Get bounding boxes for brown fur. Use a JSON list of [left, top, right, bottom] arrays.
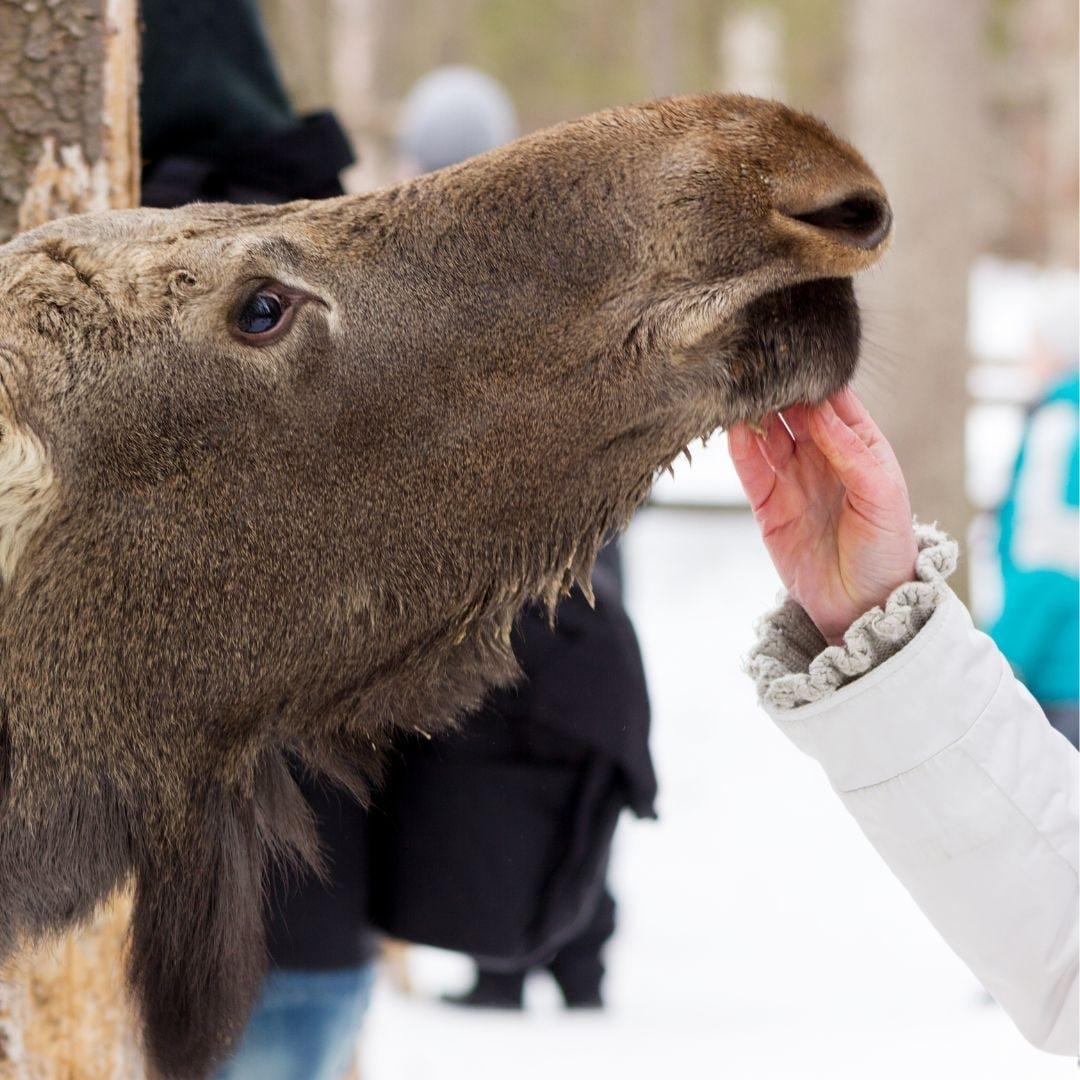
[[0, 95, 889, 1077]]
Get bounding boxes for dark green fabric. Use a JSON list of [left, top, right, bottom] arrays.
[[140, 0, 296, 162]]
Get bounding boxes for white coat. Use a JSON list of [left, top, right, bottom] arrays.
[[764, 588, 1078, 1055]]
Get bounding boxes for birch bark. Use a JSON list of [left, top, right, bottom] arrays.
[[0, 1, 142, 1075]]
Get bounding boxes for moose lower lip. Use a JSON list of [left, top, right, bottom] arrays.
[[739, 278, 861, 410]]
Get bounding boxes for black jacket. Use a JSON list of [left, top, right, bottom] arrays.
[[365, 548, 655, 967], [140, 0, 353, 207], [268, 551, 655, 970]]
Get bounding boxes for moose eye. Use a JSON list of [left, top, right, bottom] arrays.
[[232, 284, 299, 344], [239, 293, 282, 335]]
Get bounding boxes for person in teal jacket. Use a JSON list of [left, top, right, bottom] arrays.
[[991, 310, 1079, 747]]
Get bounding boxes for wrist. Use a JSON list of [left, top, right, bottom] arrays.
[[747, 521, 959, 710], [805, 543, 920, 646], [816, 581, 914, 647], [798, 588, 902, 649]]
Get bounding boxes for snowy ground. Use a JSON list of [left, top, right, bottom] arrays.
[[361, 509, 1071, 1080]]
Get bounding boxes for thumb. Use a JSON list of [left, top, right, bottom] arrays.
[[728, 423, 776, 511]]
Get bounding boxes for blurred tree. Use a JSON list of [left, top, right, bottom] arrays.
[[639, 0, 684, 98], [774, 0, 847, 122], [986, 0, 1079, 265], [1038, 0, 1079, 268], [0, 1, 144, 1074], [848, 0, 989, 596], [718, 4, 785, 99], [258, 0, 335, 113]]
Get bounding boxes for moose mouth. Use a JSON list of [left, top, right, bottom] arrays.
[[729, 276, 862, 419]]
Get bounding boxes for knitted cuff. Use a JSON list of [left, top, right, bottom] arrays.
[[745, 522, 959, 710]]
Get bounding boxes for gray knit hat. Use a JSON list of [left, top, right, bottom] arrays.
[[397, 65, 519, 173]]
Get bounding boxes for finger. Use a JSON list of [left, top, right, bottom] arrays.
[[755, 412, 795, 471], [828, 387, 880, 445], [828, 387, 907, 483], [808, 400, 897, 508], [728, 424, 776, 511], [828, 386, 873, 430], [779, 403, 828, 474]]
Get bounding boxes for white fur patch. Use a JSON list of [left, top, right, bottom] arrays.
[[0, 422, 56, 585]]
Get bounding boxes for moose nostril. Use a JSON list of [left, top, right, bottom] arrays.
[[788, 190, 892, 251]]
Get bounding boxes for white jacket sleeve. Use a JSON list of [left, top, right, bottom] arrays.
[[746, 528, 1079, 1056]]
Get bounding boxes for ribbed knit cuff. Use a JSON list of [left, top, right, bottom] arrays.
[[745, 522, 959, 710]]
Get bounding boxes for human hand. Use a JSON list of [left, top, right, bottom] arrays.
[[728, 388, 918, 645]]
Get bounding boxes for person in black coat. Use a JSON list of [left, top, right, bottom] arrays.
[[372, 543, 656, 1011], [440, 552, 651, 1009]]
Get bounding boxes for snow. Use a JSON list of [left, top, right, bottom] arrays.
[[360, 510, 1071, 1080], [650, 436, 747, 508]]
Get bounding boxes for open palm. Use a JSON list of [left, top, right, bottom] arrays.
[[728, 389, 918, 645]]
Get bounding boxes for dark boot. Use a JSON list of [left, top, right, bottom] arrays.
[[547, 888, 615, 1009], [441, 969, 526, 1010]]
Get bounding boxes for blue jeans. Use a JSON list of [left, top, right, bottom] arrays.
[[216, 965, 376, 1080]]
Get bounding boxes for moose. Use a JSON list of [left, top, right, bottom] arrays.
[[0, 94, 890, 1077]]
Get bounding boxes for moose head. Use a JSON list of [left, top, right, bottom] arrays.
[[0, 94, 890, 1077]]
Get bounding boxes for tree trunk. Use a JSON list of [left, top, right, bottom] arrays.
[[639, 0, 681, 99], [1034, 0, 1078, 268], [257, 0, 334, 114], [717, 4, 784, 101], [0, 1, 143, 1077], [0, 0, 139, 241], [328, 0, 386, 192], [848, 0, 988, 597]]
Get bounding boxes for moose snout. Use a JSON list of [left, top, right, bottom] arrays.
[[783, 189, 892, 252], [729, 98, 894, 274], [769, 178, 893, 279]]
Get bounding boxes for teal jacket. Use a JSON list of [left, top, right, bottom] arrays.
[[991, 373, 1079, 706]]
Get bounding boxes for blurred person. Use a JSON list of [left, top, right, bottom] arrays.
[[396, 65, 518, 176], [730, 390, 1077, 1056], [373, 543, 653, 1014], [990, 286, 1080, 746]]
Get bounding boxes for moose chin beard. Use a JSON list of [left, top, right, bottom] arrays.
[[709, 276, 863, 428]]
